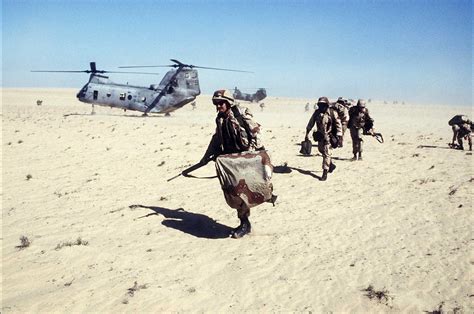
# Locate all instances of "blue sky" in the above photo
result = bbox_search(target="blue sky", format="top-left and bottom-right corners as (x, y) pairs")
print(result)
(2, 0), (472, 105)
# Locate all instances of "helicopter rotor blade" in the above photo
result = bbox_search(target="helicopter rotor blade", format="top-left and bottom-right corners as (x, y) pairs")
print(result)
(104, 71), (160, 75)
(191, 65), (252, 73)
(31, 70), (90, 73)
(119, 59), (252, 73)
(118, 65), (174, 69)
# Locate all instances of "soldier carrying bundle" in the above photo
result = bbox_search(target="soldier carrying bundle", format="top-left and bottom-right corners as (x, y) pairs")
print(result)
(198, 90), (276, 239)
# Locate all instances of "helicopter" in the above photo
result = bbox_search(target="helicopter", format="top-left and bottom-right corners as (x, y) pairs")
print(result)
(31, 59), (250, 116)
(232, 87), (267, 103)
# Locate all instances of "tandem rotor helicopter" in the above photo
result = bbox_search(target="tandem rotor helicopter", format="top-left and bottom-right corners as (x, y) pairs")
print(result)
(233, 87), (267, 103)
(31, 59), (251, 116)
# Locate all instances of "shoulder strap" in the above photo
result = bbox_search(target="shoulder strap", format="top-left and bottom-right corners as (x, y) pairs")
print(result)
(231, 106), (254, 145)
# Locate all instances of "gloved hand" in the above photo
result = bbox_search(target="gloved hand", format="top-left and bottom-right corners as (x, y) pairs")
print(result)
(337, 136), (343, 147)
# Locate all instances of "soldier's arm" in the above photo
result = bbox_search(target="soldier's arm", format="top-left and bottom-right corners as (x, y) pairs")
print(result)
(366, 109), (374, 123)
(332, 111), (343, 136)
(305, 112), (317, 138)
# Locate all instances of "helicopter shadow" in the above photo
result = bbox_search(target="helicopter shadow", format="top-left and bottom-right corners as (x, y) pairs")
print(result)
(63, 113), (167, 118)
(130, 205), (232, 239)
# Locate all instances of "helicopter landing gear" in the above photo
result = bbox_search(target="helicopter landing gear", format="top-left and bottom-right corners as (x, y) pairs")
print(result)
(91, 104), (96, 115)
(165, 113), (171, 117)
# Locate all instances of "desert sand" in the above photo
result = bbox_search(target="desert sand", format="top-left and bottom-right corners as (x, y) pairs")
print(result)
(2, 88), (472, 313)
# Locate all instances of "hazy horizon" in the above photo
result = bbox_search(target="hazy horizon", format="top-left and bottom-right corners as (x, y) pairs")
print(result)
(3, 0), (472, 106)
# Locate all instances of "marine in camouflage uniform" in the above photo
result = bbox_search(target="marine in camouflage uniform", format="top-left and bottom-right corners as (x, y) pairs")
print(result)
(305, 96), (343, 181)
(449, 115), (472, 151)
(201, 89), (266, 238)
(348, 99), (374, 161)
(332, 97), (350, 138)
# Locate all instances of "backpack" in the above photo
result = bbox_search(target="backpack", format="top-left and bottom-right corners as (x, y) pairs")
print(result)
(231, 105), (262, 151)
(448, 115), (470, 126)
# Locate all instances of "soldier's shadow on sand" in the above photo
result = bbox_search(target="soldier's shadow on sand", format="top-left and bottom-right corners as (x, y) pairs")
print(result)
(130, 205), (232, 239)
(273, 164), (321, 179)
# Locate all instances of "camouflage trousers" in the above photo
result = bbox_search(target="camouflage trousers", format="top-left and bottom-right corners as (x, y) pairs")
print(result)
(317, 141), (331, 170)
(350, 127), (364, 154)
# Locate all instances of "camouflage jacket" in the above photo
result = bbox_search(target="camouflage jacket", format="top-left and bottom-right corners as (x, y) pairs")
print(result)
(203, 105), (263, 160)
(331, 103), (349, 124)
(306, 108), (343, 142)
(348, 107), (373, 129)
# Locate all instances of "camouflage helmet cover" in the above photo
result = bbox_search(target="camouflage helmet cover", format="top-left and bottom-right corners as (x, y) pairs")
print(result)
(212, 89), (235, 106)
(337, 97), (346, 104)
(317, 96), (330, 105)
(357, 99), (366, 108)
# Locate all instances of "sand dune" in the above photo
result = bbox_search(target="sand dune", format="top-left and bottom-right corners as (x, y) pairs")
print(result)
(2, 88), (472, 312)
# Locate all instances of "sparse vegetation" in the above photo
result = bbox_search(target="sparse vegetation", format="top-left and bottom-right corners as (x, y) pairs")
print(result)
(26, 174), (33, 180)
(362, 285), (393, 307)
(16, 235), (31, 250)
(55, 237), (89, 250)
(127, 281), (148, 297)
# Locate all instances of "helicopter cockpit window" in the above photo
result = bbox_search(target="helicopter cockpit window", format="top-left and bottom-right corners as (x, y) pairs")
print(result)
(127, 95), (132, 100)
(106, 92), (111, 97)
(119, 93), (126, 101)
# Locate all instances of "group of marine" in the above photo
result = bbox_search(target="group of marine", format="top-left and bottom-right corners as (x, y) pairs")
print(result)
(184, 89), (472, 239)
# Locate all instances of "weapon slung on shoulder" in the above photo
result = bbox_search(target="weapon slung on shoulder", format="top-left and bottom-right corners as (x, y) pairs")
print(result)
(167, 158), (212, 182)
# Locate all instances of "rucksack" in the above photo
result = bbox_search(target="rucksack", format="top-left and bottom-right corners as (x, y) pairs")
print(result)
(231, 105), (262, 151)
(448, 115), (470, 126)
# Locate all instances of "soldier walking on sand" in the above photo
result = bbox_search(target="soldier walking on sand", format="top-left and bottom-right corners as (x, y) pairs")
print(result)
(449, 115), (472, 151)
(200, 90), (274, 238)
(332, 97), (350, 138)
(304, 96), (343, 181)
(348, 99), (374, 161)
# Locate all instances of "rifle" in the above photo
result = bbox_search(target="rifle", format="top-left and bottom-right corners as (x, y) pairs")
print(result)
(363, 129), (384, 143)
(167, 158), (213, 182)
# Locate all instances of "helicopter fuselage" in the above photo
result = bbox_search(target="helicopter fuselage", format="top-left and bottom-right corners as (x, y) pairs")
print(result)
(76, 68), (200, 113)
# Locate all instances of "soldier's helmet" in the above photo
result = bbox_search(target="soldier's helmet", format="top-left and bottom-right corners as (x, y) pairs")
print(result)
(212, 89), (235, 107)
(337, 97), (345, 104)
(357, 99), (366, 108)
(317, 96), (330, 105)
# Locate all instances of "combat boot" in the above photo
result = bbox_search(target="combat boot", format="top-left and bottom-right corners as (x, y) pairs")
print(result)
(231, 217), (251, 239)
(351, 154), (357, 161)
(358, 152), (363, 161)
(320, 170), (328, 181)
(328, 163), (336, 173)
